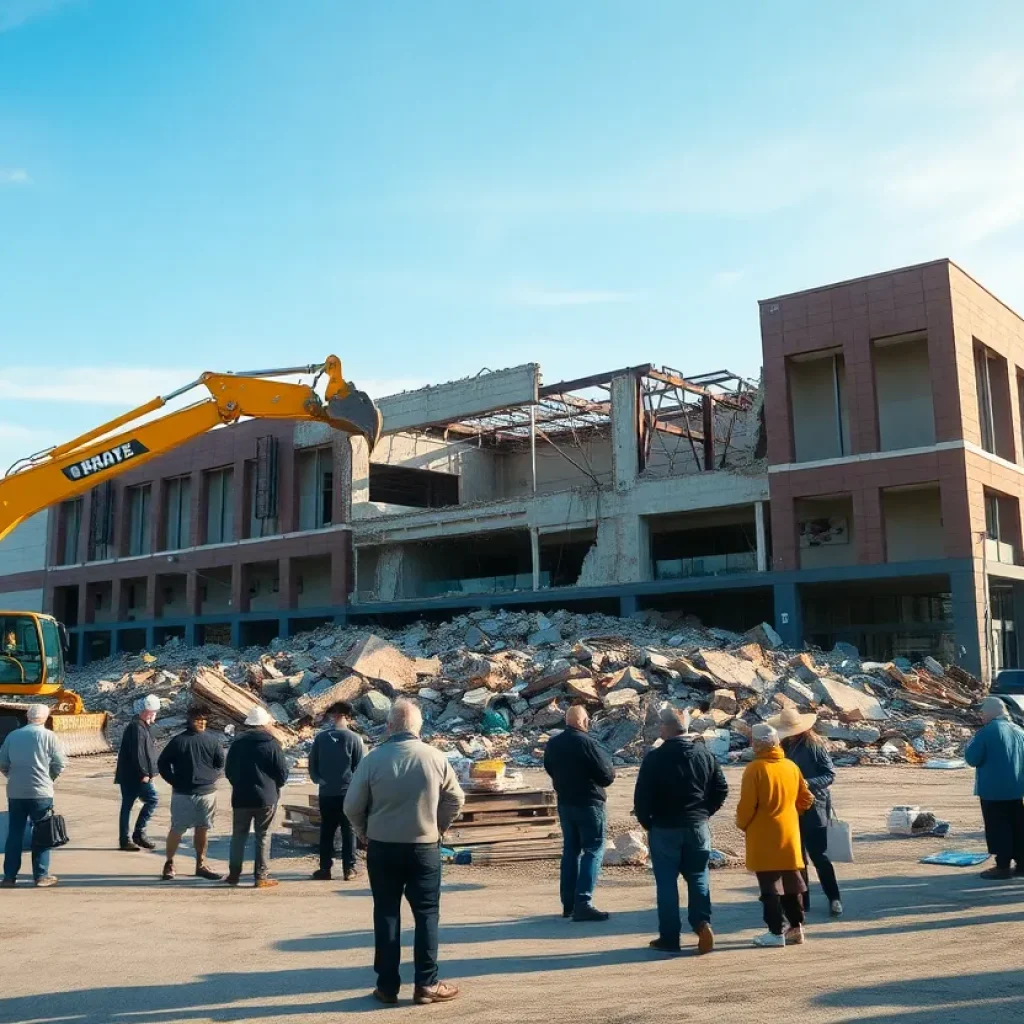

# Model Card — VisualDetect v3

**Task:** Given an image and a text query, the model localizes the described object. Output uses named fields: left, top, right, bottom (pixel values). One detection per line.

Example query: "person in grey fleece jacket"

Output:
left=1, top=704, right=67, bottom=887
left=344, top=700, right=464, bottom=1006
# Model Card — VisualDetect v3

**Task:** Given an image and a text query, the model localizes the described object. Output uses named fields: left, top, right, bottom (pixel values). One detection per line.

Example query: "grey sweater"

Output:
left=0, top=724, right=67, bottom=799
left=344, top=732, right=465, bottom=844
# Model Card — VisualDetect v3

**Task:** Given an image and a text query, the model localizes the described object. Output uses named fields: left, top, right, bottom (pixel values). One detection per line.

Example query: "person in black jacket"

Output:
left=633, top=707, right=728, bottom=955
left=769, top=707, right=843, bottom=917
left=224, top=706, right=289, bottom=888
left=543, top=705, right=616, bottom=921
left=114, top=694, right=161, bottom=851
left=309, top=701, right=365, bottom=881
left=156, top=705, right=226, bottom=882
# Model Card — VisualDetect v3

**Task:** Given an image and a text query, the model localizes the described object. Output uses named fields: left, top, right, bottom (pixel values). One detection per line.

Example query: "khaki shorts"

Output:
left=170, top=792, right=217, bottom=833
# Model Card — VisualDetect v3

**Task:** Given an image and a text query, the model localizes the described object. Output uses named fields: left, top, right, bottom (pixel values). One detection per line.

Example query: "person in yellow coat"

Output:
left=736, top=724, right=815, bottom=948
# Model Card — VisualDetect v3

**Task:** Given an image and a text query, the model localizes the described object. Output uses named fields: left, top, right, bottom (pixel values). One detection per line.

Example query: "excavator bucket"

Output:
left=326, top=389, right=384, bottom=450
left=48, top=711, right=112, bottom=757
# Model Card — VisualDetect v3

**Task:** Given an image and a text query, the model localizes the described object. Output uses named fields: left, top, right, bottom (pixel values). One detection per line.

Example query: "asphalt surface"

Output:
left=0, top=759, right=1021, bottom=1023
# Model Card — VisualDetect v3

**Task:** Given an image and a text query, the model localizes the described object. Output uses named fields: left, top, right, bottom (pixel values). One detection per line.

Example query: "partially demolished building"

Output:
left=2, top=258, right=1022, bottom=679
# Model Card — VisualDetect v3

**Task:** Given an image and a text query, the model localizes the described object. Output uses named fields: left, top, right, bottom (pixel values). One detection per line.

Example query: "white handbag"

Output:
left=825, top=809, right=854, bottom=863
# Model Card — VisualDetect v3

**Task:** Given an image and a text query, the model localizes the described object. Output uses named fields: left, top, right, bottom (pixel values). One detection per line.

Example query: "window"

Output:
left=873, top=333, right=935, bottom=451
left=248, top=436, right=280, bottom=538
left=58, top=500, right=82, bottom=565
left=126, top=484, right=151, bottom=556
left=204, top=467, right=234, bottom=545
left=164, top=476, right=191, bottom=550
left=975, top=342, right=1015, bottom=460
left=984, top=490, right=1019, bottom=565
left=369, top=465, right=460, bottom=508
left=787, top=350, right=850, bottom=462
left=88, top=482, right=115, bottom=561
left=298, top=447, right=333, bottom=530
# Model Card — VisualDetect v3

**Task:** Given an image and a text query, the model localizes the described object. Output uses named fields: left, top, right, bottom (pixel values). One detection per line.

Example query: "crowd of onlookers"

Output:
left=1, top=686, right=1023, bottom=1004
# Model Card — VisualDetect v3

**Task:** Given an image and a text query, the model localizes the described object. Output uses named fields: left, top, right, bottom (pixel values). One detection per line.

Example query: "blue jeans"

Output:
left=4, top=798, right=53, bottom=881
left=558, top=803, right=606, bottom=910
left=649, top=823, right=712, bottom=943
left=119, top=781, right=159, bottom=841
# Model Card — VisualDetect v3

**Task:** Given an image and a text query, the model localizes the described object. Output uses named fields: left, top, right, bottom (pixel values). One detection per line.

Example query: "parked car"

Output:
left=992, top=670, right=1024, bottom=726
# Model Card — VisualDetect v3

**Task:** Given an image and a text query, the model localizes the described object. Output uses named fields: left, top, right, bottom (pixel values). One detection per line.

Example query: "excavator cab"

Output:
left=0, top=611, right=111, bottom=756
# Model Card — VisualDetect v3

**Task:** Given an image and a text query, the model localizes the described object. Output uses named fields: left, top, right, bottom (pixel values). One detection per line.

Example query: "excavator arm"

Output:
left=0, top=354, right=382, bottom=544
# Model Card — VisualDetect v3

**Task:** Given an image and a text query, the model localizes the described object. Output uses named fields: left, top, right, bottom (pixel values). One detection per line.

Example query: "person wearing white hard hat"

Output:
left=224, top=705, right=289, bottom=887
left=0, top=704, right=66, bottom=887
left=115, top=694, right=162, bottom=851
left=765, top=707, right=843, bottom=917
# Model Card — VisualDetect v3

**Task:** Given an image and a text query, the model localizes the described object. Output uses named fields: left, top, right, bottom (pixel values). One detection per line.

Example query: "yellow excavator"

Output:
left=0, top=356, right=382, bottom=755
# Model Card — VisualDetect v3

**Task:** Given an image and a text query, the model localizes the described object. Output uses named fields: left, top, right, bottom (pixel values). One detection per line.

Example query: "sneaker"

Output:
left=133, top=833, right=157, bottom=850
left=225, top=874, right=241, bottom=887
left=372, top=990, right=398, bottom=1005
left=195, top=864, right=223, bottom=881
left=980, top=867, right=1014, bottom=880
left=753, top=931, right=786, bottom=948
left=649, top=938, right=682, bottom=954
left=34, top=876, right=58, bottom=888
left=572, top=903, right=610, bottom=922
left=696, top=922, right=715, bottom=955
left=829, top=900, right=844, bottom=917
left=254, top=877, right=280, bottom=889
left=311, top=868, right=333, bottom=881
left=785, top=925, right=805, bottom=945
left=413, top=982, right=460, bottom=1005
left=161, top=861, right=175, bottom=881
left=0, top=879, right=15, bottom=889
left=119, top=837, right=140, bottom=852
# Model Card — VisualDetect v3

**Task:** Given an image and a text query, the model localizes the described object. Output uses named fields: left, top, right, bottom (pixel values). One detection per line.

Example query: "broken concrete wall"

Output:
left=499, top=438, right=613, bottom=498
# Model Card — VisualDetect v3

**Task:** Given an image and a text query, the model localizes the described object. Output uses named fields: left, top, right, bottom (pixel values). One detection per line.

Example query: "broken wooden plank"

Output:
left=190, top=666, right=297, bottom=748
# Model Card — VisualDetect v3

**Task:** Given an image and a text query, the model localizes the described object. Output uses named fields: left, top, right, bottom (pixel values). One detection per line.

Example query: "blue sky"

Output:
left=2, top=0, right=1024, bottom=470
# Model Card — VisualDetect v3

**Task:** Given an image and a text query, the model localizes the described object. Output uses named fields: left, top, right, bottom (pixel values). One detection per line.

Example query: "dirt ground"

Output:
left=1, top=757, right=1022, bottom=1024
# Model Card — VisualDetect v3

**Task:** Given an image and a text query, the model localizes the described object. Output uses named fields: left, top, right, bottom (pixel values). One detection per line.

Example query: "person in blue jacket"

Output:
left=768, top=707, right=843, bottom=917
left=965, top=696, right=1024, bottom=880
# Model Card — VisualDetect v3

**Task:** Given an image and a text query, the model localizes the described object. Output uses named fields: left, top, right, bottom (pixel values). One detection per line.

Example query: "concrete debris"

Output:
left=64, top=607, right=988, bottom=771
left=603, top=830, right=650, bottom=866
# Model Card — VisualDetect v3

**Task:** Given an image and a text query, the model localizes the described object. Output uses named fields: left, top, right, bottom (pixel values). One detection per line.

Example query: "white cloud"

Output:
left=503, top=285, right=640, bottom=308
left=0, top=168, right=30, bottom=185
left=0, top=367, right=199, bottom=403
left=0, top=0, right=75, bottom=32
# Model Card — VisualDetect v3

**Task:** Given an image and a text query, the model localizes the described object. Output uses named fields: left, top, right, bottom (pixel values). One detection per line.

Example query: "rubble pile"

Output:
left=67, top=609, right=987, bottom=769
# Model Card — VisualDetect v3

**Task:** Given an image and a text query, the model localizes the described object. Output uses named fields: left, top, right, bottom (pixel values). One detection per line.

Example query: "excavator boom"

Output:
left=0, top=354, right=382, bottom=544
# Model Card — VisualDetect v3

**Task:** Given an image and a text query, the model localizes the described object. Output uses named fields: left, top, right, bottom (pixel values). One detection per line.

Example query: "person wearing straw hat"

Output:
left=766, top=707, right=843, bottom=917
left=224, top=705, right=289, bottom=888
left=115, top=693, right=162, bottom=852
left=736, top=723, right=815, bottom=948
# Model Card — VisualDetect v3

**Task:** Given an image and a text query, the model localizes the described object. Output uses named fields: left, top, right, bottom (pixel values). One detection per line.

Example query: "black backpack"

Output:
left=31, top=809, right=70, bottom=851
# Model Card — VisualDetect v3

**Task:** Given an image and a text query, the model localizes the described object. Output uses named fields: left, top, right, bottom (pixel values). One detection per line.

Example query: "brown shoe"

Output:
left=372, top=989, right=398, bottom=1005
left=161, top=861, right=175, bottom=881
left=696, top=922, right=715, bottom=955
left=119, top=838, right=140, bottom=852
left=414, top=982, right=459, bottom=1005
left=254, top=877, right=279, bottom=889
left=195, top=864, right=224, bottom=881
left=343, top=867, right=359, bottom=881
left=34, top=876, right=58, bottom=888
left=225, top=874, right=241, bottom=887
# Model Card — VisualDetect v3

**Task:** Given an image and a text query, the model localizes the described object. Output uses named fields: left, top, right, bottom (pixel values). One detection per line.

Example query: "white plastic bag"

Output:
left=887, top=805, right=920, bottom=836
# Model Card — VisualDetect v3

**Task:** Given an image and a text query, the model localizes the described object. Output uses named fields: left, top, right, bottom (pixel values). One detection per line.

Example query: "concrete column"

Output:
left=755, top=501, right=768, bottom=572
left=185, top=570, right=201, bottom=617
left=188, top=470, right=204, bottom=546
left=278, top=442, right=297, bottom=534
left=229, top=619, right=242, bottom=648
left=854, top=487, right=885, bottom=564
left=277, top=616, right=292, bottom=640
left=110, top=629, right=122, bottom=656
left=144, top=625, right=156, bottom=650
left=1012, top=582, right=1024, bottom=669
left=619, top=594, right=638, bottom=618
left=348, top=437, right=370, bottom=515
left=530, top=527, right=541, bottom=591
left=610, top=374, right=640, bottom=492
left=144, top=574, right=161, bottom=621
left=330, top=543, right=349, bottom=608
left=151, top=477, right=167, bottom=552
left=773, top=581, right=804, bottom=647
left=77, top=492, right=92, bottom=563
left=278, top=556, right=298, bottom=610
left=232, top=563, right=251, bottom=614
left=232, top=457, right=248, bottom=541
left=950, top=568, right=984, bottom=679
left=184, top=622, right=198, bottom=647
left=77, top=583, right=92, bottom=626
left=115, top=579, right=130, bottom=622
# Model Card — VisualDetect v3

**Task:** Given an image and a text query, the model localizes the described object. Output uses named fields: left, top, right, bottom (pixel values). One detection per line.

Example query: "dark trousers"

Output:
left=367, top=840, right=441, bottom=995
left=4, top=798, right=53, bottom=881
left=800, top=823, right=841, bottom=909
left=319, top=793, right=356, bottom=873
left=762, top=893, right=805, bottom=935
left=980, top=798, right=1024, bottom=869
left=118, top=781, right=158, bottom=841
left=649, top=823, right=712, bottom=942
left=557, top=802, right=606, bottom=910
left=229, top=806, right=276, bottom=879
